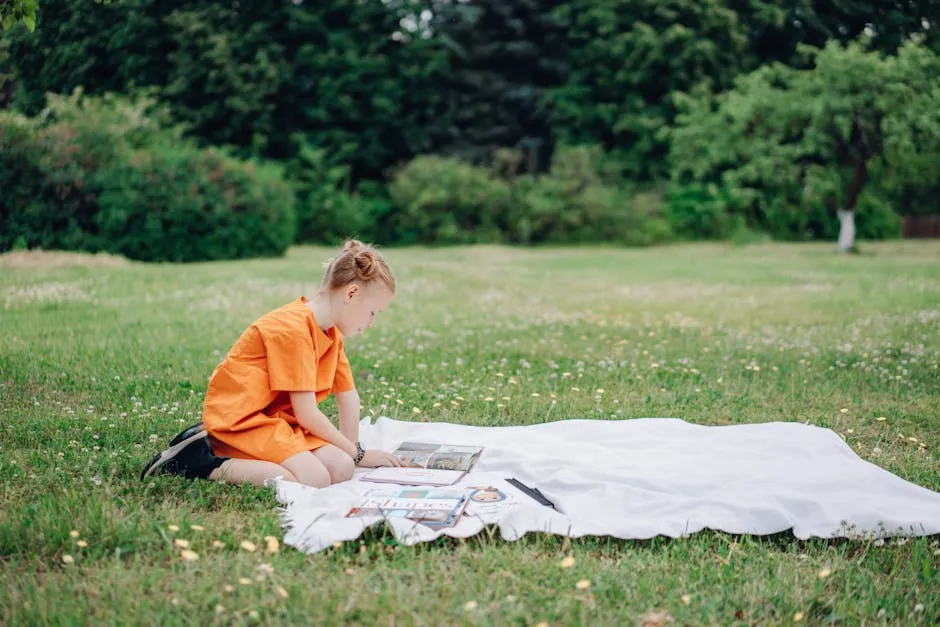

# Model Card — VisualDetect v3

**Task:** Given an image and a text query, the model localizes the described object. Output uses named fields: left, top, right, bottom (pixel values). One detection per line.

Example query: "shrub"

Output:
left=95, top=145, right=296, bottom=262
left=287, top=144, right=392, bottom=245
left=665, top=183, right=734, bottom=240
left=388, top=156, right=511, bottom=244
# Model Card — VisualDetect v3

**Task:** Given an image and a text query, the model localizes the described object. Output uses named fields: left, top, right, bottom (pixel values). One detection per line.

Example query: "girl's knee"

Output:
left=328, top=454, right=355, bottom=483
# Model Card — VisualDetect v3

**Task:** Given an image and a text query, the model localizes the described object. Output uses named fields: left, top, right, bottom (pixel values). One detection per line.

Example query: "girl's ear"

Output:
left=345, top=283, right=360, bottom=301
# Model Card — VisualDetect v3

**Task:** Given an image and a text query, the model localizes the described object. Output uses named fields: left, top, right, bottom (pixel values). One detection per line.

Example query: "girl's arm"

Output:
left=335, top=389, right=361, bottom=445
left=289, top=391, right=357, bottom=458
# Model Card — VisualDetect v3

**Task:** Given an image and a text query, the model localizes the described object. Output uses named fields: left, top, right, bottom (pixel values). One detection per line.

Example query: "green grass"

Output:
left=1, top=242, right=938, bottom=626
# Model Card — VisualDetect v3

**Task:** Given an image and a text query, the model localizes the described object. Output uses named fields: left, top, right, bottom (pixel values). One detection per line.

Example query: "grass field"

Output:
left=1, top=241, right=938, bottom=626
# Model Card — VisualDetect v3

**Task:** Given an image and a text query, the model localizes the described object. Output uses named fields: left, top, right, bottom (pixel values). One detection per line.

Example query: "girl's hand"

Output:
left=357, top=450, right=404, bottom=468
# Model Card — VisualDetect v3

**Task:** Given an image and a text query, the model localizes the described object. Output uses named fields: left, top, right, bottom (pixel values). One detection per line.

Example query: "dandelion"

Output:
left=275, top=585, right=289, bottom=599
left=840, top=408, right=848, bottom=414
left=240, top=540, right=257, bottom=552
left=531, top=393, right=540, bottom=397
left=464, top=601, right=478, bottom=611
left=876, top=417, right=886, bottom=422
left=794, top=611, right=805, bottom=622
left=212, top=540, right=226, bottom=549
left=332, top=541, right=343, bottom=549
left=345, top=568, right=355, bottom=575
left=239, top=578, right=253, bottom=586
left=174, top=539, right=190, bottom=549
left=215, top=605, right=225, bottom=615
left=249, top=610, right=260, bottom=620
left=180, top=549, right=199, bottom=561
left=62, top=554, right=74, bottom=564
left=190, top=525, right=204, bottom=532
left=681, top=594, right=691, bottom=606
left=76, top=540, right=88, bottom=548
left=168, top=524, right=180, bottom=532
left=257, top=563, right=275, bottom=574
left=560, top=556, right=575, bottom=569
left=575, top=579, right=591, bottom=590
left=818, top=567, right=832, bottom=579
left=69, top=530, right=80, bottom=538
left=914, top=603, right=924, bottom=613
left=223, top=584, right=235, bottom=593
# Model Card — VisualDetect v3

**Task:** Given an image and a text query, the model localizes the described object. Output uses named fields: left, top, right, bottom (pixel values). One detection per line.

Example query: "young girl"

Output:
left=140, top=239, right=403, bottom=487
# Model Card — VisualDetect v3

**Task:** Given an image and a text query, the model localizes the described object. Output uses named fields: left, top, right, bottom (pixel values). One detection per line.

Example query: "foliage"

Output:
left=387, top=155, right=512, bottom=245
left=95, top=145, right=295, bottom=263
left=429, top=0, right=568, bottom=172
left=0, top=91, right=296, bottom=260
left=0, top=0, right=37, bottom=31
left=669, top=39, right=940, bottom=239
left=286, top=143, right=392, bottom=245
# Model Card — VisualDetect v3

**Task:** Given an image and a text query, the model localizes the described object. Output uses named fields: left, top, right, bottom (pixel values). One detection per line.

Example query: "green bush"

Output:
left=287, top=144, right=392, bottom=245
left=665, top=183, right=734, bottom=240
left=386, top=147, right=674, bottom=247
left=95, top=145, right=296, bottom=262
left=0, top=109, right=106, bottom=252
left=509, top=147, right=672, bottom=246
left=388, top=156, right=511, bottom=245
left=1, top=91, right=297, bottom=261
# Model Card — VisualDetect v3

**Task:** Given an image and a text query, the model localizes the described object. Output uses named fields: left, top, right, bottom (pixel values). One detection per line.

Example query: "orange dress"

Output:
left=202, top=296, right=355, bottom=464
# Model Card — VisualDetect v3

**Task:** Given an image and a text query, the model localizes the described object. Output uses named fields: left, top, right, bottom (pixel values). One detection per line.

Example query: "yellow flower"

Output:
left=681, top=594, right=691, bottom=606
left=180, top=549, right=199, bottom=561
left=264, top=536, right=280, bottom=554
left=239, top=578, right=253, bottom=585
left=575, top=579, right=591, bottom=590
left=190, top=524, right=204, bottom=532
left=75, top=540, right=88, bottom=548
left=223, top=584, right=235, bottom=593
left=275, top=585, right=289, bottom=599
left=559, top=556, right=575, bottom=569
left=168, top=524, right=180, bottom=532
left=240, top=540, right=257, bottom=552
left=818, top=567, right=832, bottom=579
left=174, top=539, right=190, bottom=549
left=212, top=540, right=226, bottom=549
left=61, top=554, right=74, bottom=564
left=69, top=530, right=80, bottom=538
left=248, top=610, right=260, bottom=620
left=794, top=612, right=805, bottom=622
left=464, top=601, right=478, bottom=611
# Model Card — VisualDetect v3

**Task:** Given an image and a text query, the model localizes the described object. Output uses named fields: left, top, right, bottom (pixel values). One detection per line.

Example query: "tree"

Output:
left=549, top=0, right=753, bottom=180
left=670, top=39, right=940, bottom=252
left=430, top=0, right=568, bottom=173
left=1, top=0, right=37, bottom=31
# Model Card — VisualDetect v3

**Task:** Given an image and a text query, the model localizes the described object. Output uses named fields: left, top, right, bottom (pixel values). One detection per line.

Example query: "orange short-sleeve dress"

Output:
left=202, top=296, right=356, bottom=464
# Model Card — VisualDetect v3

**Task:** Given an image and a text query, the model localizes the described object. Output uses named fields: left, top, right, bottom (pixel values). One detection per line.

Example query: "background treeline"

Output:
left=1, top=0, right=939, bottom=261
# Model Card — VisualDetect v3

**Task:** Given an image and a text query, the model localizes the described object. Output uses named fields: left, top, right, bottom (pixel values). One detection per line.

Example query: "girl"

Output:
left=140, top=239, right=403, bottom=487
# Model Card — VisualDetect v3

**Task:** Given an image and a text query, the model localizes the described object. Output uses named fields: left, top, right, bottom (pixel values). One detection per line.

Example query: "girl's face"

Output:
left=334, top=283, right=393, bottom=337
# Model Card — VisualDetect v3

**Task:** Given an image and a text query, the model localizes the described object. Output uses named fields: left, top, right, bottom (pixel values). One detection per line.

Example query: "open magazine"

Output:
left=361, top=442, right=484, bottom=486
left=345, top=487, right=470, bottom=529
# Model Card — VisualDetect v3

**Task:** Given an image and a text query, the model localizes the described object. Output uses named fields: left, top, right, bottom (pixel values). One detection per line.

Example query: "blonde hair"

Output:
left=323, top=239, right=396, bottom=294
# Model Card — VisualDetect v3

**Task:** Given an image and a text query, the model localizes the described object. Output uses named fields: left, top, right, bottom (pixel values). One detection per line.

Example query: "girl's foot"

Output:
left=140, top=423, right=227, bottom=480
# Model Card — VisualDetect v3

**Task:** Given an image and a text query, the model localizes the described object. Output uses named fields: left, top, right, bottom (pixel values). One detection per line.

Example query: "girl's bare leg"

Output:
left=208, top=459, right=297, bottom=486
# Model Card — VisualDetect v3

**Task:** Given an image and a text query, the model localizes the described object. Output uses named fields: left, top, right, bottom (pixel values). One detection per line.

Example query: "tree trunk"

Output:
left=837, top=209, right=856, bottom=253
left=837, top=159, right=868, bottom=253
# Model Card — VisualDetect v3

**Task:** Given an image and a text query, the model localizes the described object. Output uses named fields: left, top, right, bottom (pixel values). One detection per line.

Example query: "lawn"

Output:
left=1, top=242, right=938, bottom=626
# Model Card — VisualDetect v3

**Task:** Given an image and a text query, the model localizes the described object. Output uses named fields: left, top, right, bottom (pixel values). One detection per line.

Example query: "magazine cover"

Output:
left=345, top=488, right=469, bottom=529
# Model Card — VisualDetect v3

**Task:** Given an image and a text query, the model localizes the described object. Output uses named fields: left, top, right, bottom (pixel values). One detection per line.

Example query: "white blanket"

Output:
left=275, top=417, right=940, bottom=553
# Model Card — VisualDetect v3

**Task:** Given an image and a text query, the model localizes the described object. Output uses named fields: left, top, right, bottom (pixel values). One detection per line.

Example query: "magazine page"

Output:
left=393, top=442, right=483, bottom=472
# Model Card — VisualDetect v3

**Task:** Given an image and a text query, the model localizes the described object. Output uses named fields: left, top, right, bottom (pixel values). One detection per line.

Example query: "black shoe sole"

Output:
left=140, top=428, right=209, bottom=480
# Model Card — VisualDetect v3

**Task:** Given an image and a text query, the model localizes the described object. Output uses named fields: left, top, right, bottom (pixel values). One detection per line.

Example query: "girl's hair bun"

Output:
left=354, top=249, right=378, bottom=280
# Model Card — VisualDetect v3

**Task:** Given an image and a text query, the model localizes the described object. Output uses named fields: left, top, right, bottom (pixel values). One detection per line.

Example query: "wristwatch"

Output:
left=353, top=442, right=365, bottom=465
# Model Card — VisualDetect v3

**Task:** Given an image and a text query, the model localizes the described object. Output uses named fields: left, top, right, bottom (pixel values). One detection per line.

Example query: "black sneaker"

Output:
left=140, top=423, right=227, bottom=480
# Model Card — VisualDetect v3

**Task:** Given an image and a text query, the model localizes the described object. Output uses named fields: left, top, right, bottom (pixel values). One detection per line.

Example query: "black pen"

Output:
left=506, top=478, right=560, bottom=512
